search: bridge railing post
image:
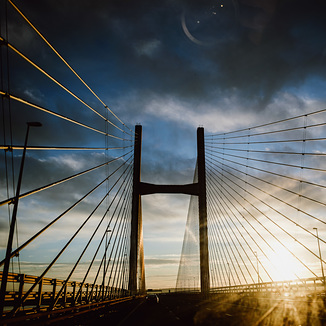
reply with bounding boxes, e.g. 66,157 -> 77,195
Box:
16,274 -> 25,309
63,282 -> 67,307
36,278 -> 43,309
85,283 -> 89,303
72,282 -> 76,305
51,278 -> 57,307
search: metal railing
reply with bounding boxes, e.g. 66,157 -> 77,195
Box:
0,271 -> 130,317
210,277 -> 326,295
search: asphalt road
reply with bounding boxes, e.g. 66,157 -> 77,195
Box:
67,293 -> 202,326
115,294 -> 200,326
53,292 -> 326,325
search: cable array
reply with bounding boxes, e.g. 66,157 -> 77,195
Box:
6,0 -> 133,135
0,0 -> 137,314
176,165 -> 200,291
175,110 -> 326,293
206,110 -> 326,289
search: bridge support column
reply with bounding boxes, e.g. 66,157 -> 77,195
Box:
128,125 -> 209,296
129,125 -> 142,295
197,127 -> 210,296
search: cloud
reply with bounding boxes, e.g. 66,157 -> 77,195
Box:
134,39 -> 161,58
144,255 -> 181,288
115,88 -> 326,136
2,0 -> 326,290
145,257 -> 179,266
8,0 -> 326,122
23,88 -> 45,103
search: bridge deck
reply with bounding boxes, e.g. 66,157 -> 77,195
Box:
38,293 -> 326,326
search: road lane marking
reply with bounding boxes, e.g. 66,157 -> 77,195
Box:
116,300 -> 145,326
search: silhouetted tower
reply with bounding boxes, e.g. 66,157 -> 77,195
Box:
128,125 -> 145,295
128,125 -> 210,296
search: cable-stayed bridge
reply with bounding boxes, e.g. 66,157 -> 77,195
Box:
1,1 -> 326,325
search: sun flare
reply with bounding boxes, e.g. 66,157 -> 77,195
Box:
267,244 -> 303,282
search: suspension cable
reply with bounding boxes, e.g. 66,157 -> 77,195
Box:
7,0 -> 134,135
0,150 -> 133,207
0,91 -> 130,141
73,166 -> 132,303
206,159 -> 319,277
206,109 -> 326,137
0,145 -> 133,151
0,153 -> 133,267
51,163 -> 133,308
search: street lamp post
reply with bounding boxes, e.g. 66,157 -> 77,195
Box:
313,227 -> 325,291
254,251 -> 259,291
0,122 -> 42,315
211,269 -> 214,290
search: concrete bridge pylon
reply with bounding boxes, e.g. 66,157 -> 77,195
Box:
129,125 -> 210,296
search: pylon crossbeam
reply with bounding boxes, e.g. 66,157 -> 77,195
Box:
139,182 -> 199,196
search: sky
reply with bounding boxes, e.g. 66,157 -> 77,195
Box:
1,0 -> 326,289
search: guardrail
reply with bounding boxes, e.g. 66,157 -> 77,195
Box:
174,277 -> 326,296
210,277 -> 326,295
0,271 -> 130,318
2,271 -> 325,322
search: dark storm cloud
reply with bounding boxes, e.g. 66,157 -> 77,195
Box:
210,1 -> 326,106
6,0 -> 326,123
112,0 -> 326,106
3,0 -> 326,193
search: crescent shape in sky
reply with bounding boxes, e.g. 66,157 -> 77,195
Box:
181,12 -> 206,46
181,2 -> 239,46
